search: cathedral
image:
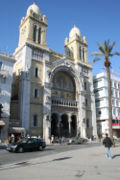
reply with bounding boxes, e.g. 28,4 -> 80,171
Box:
10,3 -> 97,143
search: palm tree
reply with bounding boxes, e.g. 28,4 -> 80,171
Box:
91,40 -> 120,140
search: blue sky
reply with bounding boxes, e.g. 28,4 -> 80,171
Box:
0,0 -> 120,75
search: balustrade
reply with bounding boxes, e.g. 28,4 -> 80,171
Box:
51,97 -> 77,108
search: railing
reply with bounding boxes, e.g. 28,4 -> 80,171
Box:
51,97 -> 77,108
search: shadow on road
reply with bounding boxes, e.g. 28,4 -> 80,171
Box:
112,154 -> 120,159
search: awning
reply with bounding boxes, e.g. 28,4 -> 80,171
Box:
0,120 -> 5,126
9,127 -> 26,134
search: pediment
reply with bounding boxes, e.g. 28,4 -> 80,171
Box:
52,58 -> 73,68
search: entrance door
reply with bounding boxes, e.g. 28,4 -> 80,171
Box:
71,115 -> 77,137
60,114 -> 69,137
51,113 -> 59,136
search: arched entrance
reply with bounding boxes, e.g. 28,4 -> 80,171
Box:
51,113 -> 59,136
71,115 -> 77,137
60,114 -> 69,137
51,69 -> 78,138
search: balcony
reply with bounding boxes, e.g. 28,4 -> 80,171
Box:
51,97 -> 77,108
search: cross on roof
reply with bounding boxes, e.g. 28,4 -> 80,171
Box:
33,0 -> 36,4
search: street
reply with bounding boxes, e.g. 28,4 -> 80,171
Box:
0,142 -> 120,180
0,142 -> 100,166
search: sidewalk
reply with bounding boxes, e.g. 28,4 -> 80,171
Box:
0,144 -> 120,180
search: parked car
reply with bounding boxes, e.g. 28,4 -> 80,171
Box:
68,137 -> 88,145
6,137 -> 46,153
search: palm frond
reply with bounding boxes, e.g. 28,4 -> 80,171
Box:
110,52 -> 120,56
104,40 -> 109,52
109,41 -> 116,54
97,42 -> 105,54
92,57 -> 101,63
90,52 -> 104,56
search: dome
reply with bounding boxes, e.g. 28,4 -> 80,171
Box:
27,3 -> 41,16
69,25 -> 81,38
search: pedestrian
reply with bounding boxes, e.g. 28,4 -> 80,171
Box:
103,133 -> 113,159
51,135 -> 54,144
16,135 -> 20,142
11,134 -> 15,144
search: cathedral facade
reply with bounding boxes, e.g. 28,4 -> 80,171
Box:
10,3 -> 97,143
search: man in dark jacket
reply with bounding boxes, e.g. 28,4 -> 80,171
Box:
103,133 -> 113,159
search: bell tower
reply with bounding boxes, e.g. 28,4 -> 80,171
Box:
18,3 -> 48,48
64,25 -> 88,64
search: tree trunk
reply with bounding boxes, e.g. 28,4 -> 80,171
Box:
106,66 -> 113,139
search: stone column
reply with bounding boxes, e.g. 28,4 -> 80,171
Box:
68,114 -> 71,137
58,114 -> 61,137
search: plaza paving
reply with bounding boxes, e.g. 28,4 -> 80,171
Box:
0,144 -> 120,180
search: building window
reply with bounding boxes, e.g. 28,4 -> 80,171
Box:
33,88 -> 39,98
85,98 -> 88,106
34,67 -> 39,78
118,83 -> 120,89
79,46 -> 81,59
83,48 -> 85,61
96,100 -> 100,107
116,100 -> 119,107
98,111 -> 101,115
71,47 -> 73,58
32,114 -> 38,127
38,27 -> 41,44
113,108 -> 116,115
84,82 -> 87,90
112,99 -> 115,106
86,119 -> 89,128
114,81 -> 117,88
33,25 -> 37,42
115,91 -> 118,98
0,62 -> 2,69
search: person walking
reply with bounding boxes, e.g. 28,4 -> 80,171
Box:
103,133 -> 113,159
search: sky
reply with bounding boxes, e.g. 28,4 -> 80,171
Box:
0,0 -> 120,75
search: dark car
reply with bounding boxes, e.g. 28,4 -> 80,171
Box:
6,138 -> 46,153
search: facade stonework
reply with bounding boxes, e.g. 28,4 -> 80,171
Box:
10,3 -> 97,143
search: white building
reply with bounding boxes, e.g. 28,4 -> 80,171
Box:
93,72 -> 120,138
0,52 -> 15,142
10,3 -> 97,143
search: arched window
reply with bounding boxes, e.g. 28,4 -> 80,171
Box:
38,28 -> 41,44
34,67 -> 38,78
32,114 -> 38,127
33,88 -> 39,98
71,47 -> 73,58
67,49 -> 71,57
79,46 -> 81,59
84,81 -> 87,90
86,119 -> 89,128
33,25 -> 37,42
83,48 -> 85,61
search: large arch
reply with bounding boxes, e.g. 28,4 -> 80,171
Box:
50,64 -> 81,92
51,70 -> 76,100
50,64 -> 80,139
